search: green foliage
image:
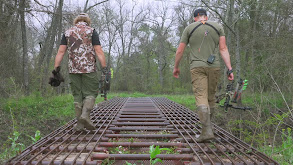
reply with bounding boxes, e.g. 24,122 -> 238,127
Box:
149,145 -> 172,165
101,158 -> 115,165
28,130 -> 41,144
0,131 -> 25,163
0,93 -> 75,162
260,128 -> 293,165
8,131 -> 25,156
0,130 -> 42,163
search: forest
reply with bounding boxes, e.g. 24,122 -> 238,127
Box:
0,0 -> 292,164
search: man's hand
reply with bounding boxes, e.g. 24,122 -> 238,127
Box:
49,66 -> 64,87
227,69 -> 234,81
173,68 -> 180,78
228,73 -> 234,81
102,67 -> 108,75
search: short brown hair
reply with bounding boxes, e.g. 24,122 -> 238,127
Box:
73,13 -> 91,25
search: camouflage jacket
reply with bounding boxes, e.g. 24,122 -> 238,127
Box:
65,22 -> 96,73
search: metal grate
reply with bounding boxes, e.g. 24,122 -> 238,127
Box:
6,97 -> 279,165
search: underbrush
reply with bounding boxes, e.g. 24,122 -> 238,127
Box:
260,128 -> 293,165
215,91 -> 292,164
0,93 -> 75,163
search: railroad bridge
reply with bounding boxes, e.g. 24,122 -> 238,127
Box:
7,97 -> 279,165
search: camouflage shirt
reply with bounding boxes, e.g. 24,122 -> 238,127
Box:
65,22 -> 96,73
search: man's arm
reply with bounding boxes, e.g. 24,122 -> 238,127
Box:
54,45 -> 67,68
94,45 -> 106,68
219,36 -> 234,80
173,43 -> 186,78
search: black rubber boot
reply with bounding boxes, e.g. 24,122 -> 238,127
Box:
73,102 -> 86,131
196,105 -> 215,142
80,96 -> 96,130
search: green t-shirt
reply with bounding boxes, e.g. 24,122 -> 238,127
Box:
180,21 -> 225,69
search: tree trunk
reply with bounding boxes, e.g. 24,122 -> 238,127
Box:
37,0 -> 64,94
235,24 -> 241,81
20,0 -> 29,95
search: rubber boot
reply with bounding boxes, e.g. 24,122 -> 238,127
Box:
210,107 -> 216,132
80,96 -> 96,130
73,102 -> 85,131
196,105 -> 215,142
210,107 -> 215,122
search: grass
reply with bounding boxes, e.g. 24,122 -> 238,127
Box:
0,93 -> 76,163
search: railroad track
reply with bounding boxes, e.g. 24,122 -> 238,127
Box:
7,97 -> 279,165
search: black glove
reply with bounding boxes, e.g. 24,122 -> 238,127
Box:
102,67 -> 108,75
49,66 -> 64,87
227,69 -> 233,76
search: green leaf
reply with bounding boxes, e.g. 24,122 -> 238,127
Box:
35,130 -> 41,140
152,158 -> 162,165
150,146 -> 161,159
149,145 -> 155,154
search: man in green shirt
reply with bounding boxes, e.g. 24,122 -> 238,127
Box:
173,9 -> 234,142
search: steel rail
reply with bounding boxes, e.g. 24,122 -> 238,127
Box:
175,101 -> 278,164
61,98 -> 126,165
151,98 -> 217,165
79,98 -> 128,165
6,97 -> 279,165
155,98 -> 266,164
153,97 -> 279,165
24,101 -> 113,165
47,100 -> 122,165
157,102 -> 245,164
11,120 -> 76,164
36,101 -> 118,165
154,99 -> 246,164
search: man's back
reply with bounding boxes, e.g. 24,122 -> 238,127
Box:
65,22 -> 96,73
180,21 -> 225,69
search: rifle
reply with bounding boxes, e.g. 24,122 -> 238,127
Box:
99,68 -> 112,101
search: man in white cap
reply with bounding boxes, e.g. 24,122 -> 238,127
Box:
50,13 -> 107,131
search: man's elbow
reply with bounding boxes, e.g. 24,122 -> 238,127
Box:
176,49 -> 184,56
219,46 -> 228,53
58,50 -> 66,55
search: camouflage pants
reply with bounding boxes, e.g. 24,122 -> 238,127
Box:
69,72 -> 99,104
190,67 -> 221,108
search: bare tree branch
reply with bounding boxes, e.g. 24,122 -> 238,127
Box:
84,0 -> 109,13
33,0 -> 50,8
200,0 -> 236,35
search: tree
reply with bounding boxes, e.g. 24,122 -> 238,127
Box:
19,0 -> 29,95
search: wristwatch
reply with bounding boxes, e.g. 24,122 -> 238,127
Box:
227,69 -> 233,75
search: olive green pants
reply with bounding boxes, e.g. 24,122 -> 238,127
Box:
190,67 -> 221,108
69,72 -> 99,104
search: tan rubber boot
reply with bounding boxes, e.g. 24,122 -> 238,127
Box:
210,107 -> 215,122
80,96 -> 96,130
196,105 -> 215,142
73,102 -> 85,131
210,107 -> 216,132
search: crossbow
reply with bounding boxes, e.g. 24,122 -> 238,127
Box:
216,79 -> 252,112
99,68 -> 112,101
